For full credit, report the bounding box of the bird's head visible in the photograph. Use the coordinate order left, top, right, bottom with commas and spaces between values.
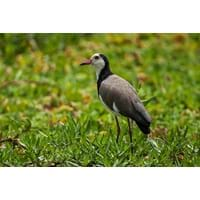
80, 53, 109, 67
80, 53, 110, 79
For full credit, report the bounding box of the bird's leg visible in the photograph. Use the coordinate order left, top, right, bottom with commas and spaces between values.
115, 116, 121, 143
127, 118, 134, 153
131, 119, 134, 130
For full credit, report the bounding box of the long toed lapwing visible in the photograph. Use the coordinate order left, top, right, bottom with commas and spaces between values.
80, 53, 151, 152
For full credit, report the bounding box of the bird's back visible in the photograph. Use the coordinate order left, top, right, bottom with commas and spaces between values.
99, 74, 151, 134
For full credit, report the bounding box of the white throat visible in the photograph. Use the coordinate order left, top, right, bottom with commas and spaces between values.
95, 66, 104, 80
93, 63, 104, 80
90, 53, 106, 80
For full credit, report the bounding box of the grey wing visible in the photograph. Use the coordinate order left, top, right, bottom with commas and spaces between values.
130, 91, 151, 125
100, 77, 151, 125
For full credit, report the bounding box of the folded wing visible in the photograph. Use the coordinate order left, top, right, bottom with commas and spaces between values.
99, 75, 151, 134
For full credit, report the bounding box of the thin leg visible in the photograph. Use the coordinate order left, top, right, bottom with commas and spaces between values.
131, 119, 134, 130
127, 118, 134, 153
115, 116, 121, 143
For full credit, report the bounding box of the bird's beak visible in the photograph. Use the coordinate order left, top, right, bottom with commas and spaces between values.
80, 59, 92, 66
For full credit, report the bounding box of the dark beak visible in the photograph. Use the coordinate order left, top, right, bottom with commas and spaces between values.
80, 59, 92, 66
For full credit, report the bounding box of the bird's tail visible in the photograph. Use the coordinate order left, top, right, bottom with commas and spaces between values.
135, 121, 151, 134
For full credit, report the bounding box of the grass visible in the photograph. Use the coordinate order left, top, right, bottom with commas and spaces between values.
0, 33, 199, 166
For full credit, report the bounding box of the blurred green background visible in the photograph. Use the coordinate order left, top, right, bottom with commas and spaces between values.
0, 33, 199, 166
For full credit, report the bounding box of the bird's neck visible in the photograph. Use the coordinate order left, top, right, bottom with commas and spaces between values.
97, 66, 113, 94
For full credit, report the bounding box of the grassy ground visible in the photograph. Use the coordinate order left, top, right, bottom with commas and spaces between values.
0, 33, 199, 166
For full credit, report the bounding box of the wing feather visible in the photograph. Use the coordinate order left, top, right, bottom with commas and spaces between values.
99, 75, 151, 126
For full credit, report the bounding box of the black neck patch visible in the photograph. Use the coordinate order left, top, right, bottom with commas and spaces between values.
97, 54, 113, 94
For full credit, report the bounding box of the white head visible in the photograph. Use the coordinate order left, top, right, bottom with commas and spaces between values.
80, 53, 109, 80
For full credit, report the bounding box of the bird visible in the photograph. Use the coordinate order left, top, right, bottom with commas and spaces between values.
80, 53, 151, 152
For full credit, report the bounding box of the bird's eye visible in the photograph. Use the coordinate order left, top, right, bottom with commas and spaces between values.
94, 56, 99, 60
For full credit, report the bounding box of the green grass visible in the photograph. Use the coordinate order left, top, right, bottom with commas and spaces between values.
0, 33, 199, 166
